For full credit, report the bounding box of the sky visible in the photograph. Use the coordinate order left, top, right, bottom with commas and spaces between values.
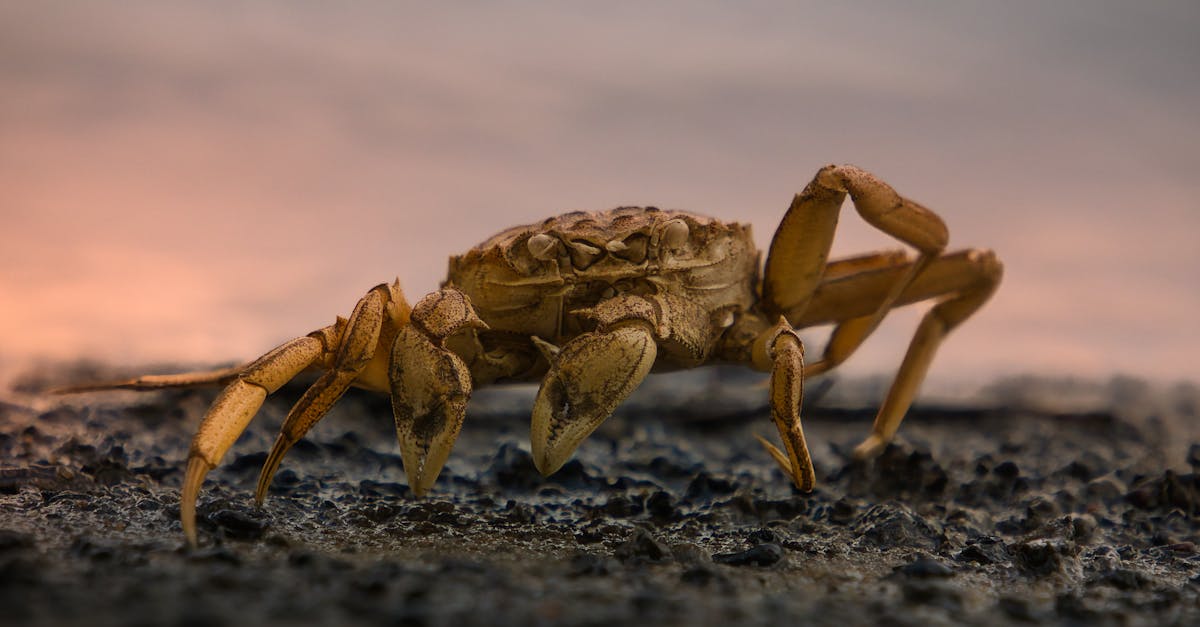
2, 1, 1198, 390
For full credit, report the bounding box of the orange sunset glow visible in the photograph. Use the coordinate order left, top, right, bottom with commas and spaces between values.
2, 2, 1198, 391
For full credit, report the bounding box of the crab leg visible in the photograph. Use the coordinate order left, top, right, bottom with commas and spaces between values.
843, 250, 1002, 459
388, 288, 488, 496
762, 164, 950, 374
752, 317, 816, 491
51, 365, 246, 393
180, 334, 327, 546
776, 247, 1001, 459
253, 283, 397, 505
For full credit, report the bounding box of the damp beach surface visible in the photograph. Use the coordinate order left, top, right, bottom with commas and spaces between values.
2, 366, 1199, 626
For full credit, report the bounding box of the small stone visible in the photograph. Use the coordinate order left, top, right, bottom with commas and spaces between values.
853, 503, 943, 551
645, 490, 676, 520
993, 461, 1020, 479
956, 536, 1010, 565
207, 508, 270, 540
684, 473, 738, 500
895, 556, 954, 578
669, 542, 711, 566
713, 543, 784, 567
1097, 568, 1150, 591
614, 528, 671, 564
1013, 539, 1065, 577
829, 498, 857, 525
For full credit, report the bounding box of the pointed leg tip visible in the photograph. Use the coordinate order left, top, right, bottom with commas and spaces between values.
255, 435, 293, 505
852, 435, 886, 461
182, 455, 212, 549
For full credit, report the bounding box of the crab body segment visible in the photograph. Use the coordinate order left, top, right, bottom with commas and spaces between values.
76, 165, 1002, 546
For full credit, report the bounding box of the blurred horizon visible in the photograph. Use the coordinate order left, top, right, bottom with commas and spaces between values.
3, 2, 1198, 391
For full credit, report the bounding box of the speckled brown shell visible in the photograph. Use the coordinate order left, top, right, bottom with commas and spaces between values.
444, 207, 761, 354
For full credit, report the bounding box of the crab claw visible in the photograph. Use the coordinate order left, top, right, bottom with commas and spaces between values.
389, 324, 473, 497
530, 321, 658, 476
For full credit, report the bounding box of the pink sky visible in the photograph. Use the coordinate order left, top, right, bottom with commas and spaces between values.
2, 3, 1198, 388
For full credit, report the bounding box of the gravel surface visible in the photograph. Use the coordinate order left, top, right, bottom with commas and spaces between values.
2, 364, 1199, 626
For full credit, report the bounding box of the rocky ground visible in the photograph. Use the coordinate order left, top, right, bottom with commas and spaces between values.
1, 364, 1199, 626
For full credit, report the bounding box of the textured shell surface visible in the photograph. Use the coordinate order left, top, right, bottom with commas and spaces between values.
444, 207, 761, 360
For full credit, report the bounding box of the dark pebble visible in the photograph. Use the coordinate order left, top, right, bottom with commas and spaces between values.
602, 495, 640, 518
207, 508, 270, 540
829, 498, 857, 525
646, 490, 677, 520
1094, 568, 1151, 591
1084, 476, 1124, 503
713, 543, 784, 567
853, 503, 943, 550
1013, 539, 1066, 577
487, 443, 542, 491
895, 556, 954, 579
684, 473, 738, 500
994, 461, 1020, 479
614, 528, 672, 564
669, 542, 711, 566
956, 536, 1010, 565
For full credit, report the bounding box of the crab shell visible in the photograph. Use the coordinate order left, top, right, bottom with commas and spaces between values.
444, 207, 761, 384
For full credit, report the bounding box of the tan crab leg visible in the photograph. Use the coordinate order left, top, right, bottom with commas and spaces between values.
388, 288, 487, 496
530, 295, 659, 477
762, 165, 949, 370
52, 365, 246, 394
253, 284, 394, 505
181, 334, 327, 546
775, 247, 1002, 458
752, 318, 816, 491
794, 249, 1002, 327
849, 251, 1002, 459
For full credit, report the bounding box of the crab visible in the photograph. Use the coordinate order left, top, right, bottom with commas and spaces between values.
74, 165, 1001, 546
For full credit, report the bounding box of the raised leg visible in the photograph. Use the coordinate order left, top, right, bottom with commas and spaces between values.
388, 288, 488, 496
762, 165, 950, 360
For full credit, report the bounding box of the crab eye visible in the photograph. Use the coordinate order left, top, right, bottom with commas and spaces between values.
661, 219, 690, 250
526, 233, 560, 261
608, 233, 648, 264
567, 239, 604, 269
